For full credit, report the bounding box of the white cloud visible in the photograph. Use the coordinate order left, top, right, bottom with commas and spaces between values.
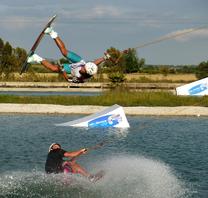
61, 5, 122, 21
0, 16, 45, 30
92, 5, 121, 18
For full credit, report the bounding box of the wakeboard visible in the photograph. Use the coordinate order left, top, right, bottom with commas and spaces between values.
20, 15, 57, 74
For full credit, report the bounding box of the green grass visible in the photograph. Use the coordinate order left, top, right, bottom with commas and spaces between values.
0, 90, 208, 106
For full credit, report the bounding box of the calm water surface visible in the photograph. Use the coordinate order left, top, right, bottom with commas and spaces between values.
0, 114, 207, 198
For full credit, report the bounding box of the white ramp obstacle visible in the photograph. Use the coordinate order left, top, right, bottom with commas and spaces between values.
176, 77, 208, 96
56, 104, 130, 128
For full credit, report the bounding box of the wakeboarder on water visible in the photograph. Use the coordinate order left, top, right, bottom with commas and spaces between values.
27, 25, 112, 83
45, 143, 104, 182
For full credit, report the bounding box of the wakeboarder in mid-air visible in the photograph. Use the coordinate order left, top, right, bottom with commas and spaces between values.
27, 25, 111, 83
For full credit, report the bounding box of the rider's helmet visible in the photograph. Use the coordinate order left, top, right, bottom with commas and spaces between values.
48, 143, 61, 152
85, 62, 98, 75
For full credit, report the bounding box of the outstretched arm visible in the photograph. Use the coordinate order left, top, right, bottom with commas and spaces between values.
64, 148, 87, 158
92, 52, 112, 65
93, 57, 105, 65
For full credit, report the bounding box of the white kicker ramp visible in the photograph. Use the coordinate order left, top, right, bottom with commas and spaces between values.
56, 104, 130, 128
176, 77, 208, 96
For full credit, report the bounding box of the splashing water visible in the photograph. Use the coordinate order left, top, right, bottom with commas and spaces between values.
0, 155, 190, 198
95, 155, 189, 198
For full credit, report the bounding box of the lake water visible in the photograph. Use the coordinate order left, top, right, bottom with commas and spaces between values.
0, 114, 207, 198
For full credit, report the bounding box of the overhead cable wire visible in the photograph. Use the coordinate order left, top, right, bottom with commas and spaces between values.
134, 25, 208, 49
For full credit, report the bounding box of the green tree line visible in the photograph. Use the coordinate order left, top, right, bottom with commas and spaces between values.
1, 36, 208, 82
0, 38, 27, 78
101, 47, 145, 82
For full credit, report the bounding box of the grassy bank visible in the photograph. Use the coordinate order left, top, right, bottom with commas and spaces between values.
0, 90, 208, 106
1, 72, 196, 83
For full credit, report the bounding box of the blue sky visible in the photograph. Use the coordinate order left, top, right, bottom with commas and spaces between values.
0, 0, 208, 65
